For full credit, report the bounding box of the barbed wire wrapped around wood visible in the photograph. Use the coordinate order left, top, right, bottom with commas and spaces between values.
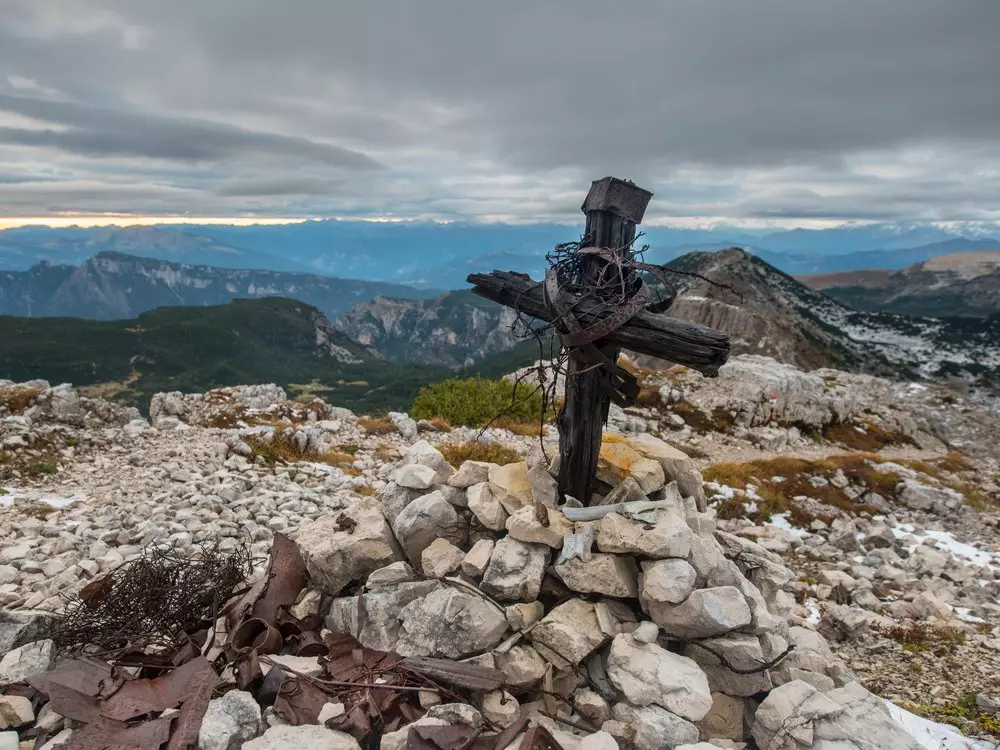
482, 235, 743, 446
48, 538, 253, 657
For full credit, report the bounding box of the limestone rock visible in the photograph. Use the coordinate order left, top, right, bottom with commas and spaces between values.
596, 510, 692, 559
393, 464, 437, 490
627, 433, 707, 508
752, 680, 923, 750
0, 639, 54, 684
482, 690, 520, 727
0, 611, 55, 656
506, 506, 573, 548
326, 581, 438, 652
605, 634, 712, 722
448, 461, 494, 489
379, 718, 448, 750
613, 703, 700, 750
488, 462, 532, 513
295, 502, 402, 595
496, 645, 547, 687
467, 482, 508, 531
554, 554, 639, 598
481, 538, 548, 602
0, 695, 32, 729
574, 689, 612, 725
646, 586, 752, 639
684, 632, 774, 697
597, 436, 666, 494
396, 586, 508, 658
198, 690, 262, 750
640, 559, 696, 607
402, 440, 455, 484
579, 732, 619, 750
530, 599, 607, 670
421, 538, 465, 578
425, 703, 483, 729
392, 491, 467, 567
365, 561, 417, 589
243, 725, 360, 750
462, 539, 494, 578
697, 692, 747, 742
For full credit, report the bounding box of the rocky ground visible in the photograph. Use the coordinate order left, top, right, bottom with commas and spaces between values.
1, 355, 999, 749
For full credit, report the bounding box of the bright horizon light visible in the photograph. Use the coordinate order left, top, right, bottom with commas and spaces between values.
0, 215, 312, 230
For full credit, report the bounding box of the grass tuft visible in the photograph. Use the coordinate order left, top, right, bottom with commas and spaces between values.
439, 440, 522, 468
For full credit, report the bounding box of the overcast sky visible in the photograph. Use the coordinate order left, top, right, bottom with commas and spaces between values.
1, 0, 998, 227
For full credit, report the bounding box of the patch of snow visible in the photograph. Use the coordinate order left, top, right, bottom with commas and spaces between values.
892, 524, 999, 569
885, 700, 999, 749
0, 488, 87, 508
804, 597, 822, 627
954, 607, 988, 625
707, 482, 737, 500
768, 512, 807, 538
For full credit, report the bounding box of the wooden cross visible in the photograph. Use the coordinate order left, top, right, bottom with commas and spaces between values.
468, 177, 731, 505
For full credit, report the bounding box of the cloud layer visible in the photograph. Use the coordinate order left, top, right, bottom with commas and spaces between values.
1, 0, 999, 225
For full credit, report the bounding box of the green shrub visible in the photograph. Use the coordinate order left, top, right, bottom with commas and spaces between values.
411, 378, 545, 428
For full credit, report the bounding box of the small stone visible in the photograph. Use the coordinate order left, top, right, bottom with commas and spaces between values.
379, 719, 448, 750
488, 462, 532, 513
614, 703, 699, 750
606, 634, 712, 722
295, 502, 402, 595
317, 702, 346, 723
646, 586, 751, 639
0, 696, 33, 729
0, 639, 54, 684
421, 538, 465, 578
198, 689, 262, 750
461, 539, 494, 578
640, 558, 696, 606
393, 464, 437, 490
396, 587, 508, 658
448, 461, 494, 489
425, 703, 483, 729
574, 689, 612, 725
597, 437, 665, 494
365, 561, 417, 589
0, 731, 17, 750
596, 511, 692, 559
481, 537, 548, 602
554, 554, 639, 598
482, 690, 520, 727
530, 599, 607, 670
467, 482, 508, 531
505, 601, 545, 631
506, 506, 573, 548
579, 732, 619, 750
402, 440, 454, 484
243, 725, 360, 750
632, 621, 660, 643
697, 692, 746, 742
496, 645, 547, 687
392, 491, 467, 566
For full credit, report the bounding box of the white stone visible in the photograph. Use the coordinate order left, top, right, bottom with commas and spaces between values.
392, 491, 467, 566
496, 645, 547, 687
0, 695, 33, 729
421, 538, 465, 578
641, 559, 696, 607
0, 639, 54, 684
243, 725, 360, 750
198, 690, 262, 750
393, 464, 437, 490
402, 440, 454, 484
467, 482, 508, 531
488, 462, 532, 513
554, 554, 639, 598
596, 511, 692, 559
295, 502, 402, 595
613, 703, 699, 750
530, 599, 607, 670
606, 634, 712, 722
506, 506, 573, 548
579, 732, 619, 750
448, 461, 494, 489
481, 537, 548, 601
646, 586, 751, 639
482, 690, 520, 727
365, 561, 417, 589
462, 539, 494, 578
396, 587, 508, 658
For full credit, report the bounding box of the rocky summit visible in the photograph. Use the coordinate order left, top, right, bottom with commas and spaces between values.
1, 360, 999, 749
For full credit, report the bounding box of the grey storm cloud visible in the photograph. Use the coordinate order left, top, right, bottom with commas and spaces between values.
0, 0, 999, 222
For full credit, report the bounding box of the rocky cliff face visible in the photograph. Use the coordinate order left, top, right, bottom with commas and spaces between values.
0, 251, 434, 320
334, 290, 521, 367
797, 250, 1000, 317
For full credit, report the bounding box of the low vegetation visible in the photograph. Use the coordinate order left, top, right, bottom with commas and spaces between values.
244, 432, 314, 465
0, 386, 41, 415
821, 419, 918, 452
901, 694, 1000, 738
411, 377, 546, 428
439, 440, 522, 468
358, 416, 396, 435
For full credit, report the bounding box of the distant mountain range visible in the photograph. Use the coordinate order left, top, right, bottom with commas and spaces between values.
797, 250, 1000, 318
0, 251, 437, 320
1, 222, 997, 289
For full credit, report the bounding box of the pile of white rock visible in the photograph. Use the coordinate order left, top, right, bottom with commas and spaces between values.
289, 436, 929, 749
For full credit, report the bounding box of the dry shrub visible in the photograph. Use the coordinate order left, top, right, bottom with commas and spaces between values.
428, 417, 452, 432
439, 440, 522, 468
245, 432, 312, 464
356, 485, 375, 496
341, 466, 364, 477
374, 443, 397, 462
822, 420, 918, 452
358, 416, 396, 435
492, 419, 545, 437
936, 452, 973, 473
0, 386, 41, 415
315, 450, 357, 468
634, 388, 661, 408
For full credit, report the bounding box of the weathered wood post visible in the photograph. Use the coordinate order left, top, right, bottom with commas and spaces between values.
557, 177, 653, 504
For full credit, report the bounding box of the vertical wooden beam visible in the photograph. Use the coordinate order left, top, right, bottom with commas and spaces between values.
557, 178, 652, 504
